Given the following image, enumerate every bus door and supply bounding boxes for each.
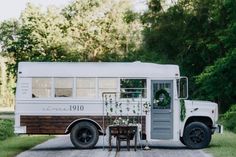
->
[151,80,173,139]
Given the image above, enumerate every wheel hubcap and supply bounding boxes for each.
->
[78,128,93,144]
[189,128,204,144]
[82,133,87,138]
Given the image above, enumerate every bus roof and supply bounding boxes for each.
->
[18,62,180,78]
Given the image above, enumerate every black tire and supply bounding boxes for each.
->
[180,137,186,145]
[183,122,211,149]
[70,122,99,149]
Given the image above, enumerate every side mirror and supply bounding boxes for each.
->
[177,77,188,99]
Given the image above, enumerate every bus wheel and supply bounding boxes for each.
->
[70,121,99,149]
[183,122,211,149]
[180,137,186,145]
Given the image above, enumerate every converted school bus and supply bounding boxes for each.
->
[14,62,222,149]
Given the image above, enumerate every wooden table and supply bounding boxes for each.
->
[108,125,138,151]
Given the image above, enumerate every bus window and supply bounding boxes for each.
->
[120,79,147,98]
[77,78,96,98]
[32,78,51,98]
[55,78,73,97]
[98,78,117,96]
[177,77,188,99]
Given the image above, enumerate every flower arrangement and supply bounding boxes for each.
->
[113,117,129,125]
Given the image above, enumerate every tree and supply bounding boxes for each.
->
[62,0,142,61]
[195,0,236,112]
[0,4,72,77]
[0,0,143,77]
[141,0,229,96]
[196,50,236,112]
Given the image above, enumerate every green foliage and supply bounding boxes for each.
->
[0,4,72,78]
[224,115,236,133]
[123,10,139,24]
[142,0,228,71]
[196,51,236,112]
[0,119,14,140]
[206,131,236,157]
[0,0,142,77]
[120,79,145,89]
[180,99,186,121]
[0,20,19,51]
[0,135,53,157]
[123,50,161,63]
[221,104,236,133]
[141,0,236,112]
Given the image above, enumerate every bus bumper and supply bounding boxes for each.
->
[213,124,223,134]
[14,126,26,134]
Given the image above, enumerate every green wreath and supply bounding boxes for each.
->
[155,89,171,106]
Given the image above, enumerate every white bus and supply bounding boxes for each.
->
[14,62,222,149]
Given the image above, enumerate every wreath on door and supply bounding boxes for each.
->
[155,89,171,107]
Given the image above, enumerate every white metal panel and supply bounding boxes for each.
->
[16,78,31,99]
[17,62,180,78]
[15,99,149,115]
[179,100,218,137]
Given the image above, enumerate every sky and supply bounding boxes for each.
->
[0,0,72,21]
[0,0,148,22]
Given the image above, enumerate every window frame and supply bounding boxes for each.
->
[30,77,148,100]
[54,77,74,98]
[31,77,52,99]
[76,77,97,99]
[119,78,147,99]
[98,78,119,98]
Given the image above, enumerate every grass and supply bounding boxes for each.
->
[206,131,236,157]
[0,135,54,157]
[0,119,54,157]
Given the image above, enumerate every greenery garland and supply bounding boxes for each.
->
[155,89,171,106]
[180,99,186,121]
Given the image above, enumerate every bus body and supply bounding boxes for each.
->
[14,62,222,149]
